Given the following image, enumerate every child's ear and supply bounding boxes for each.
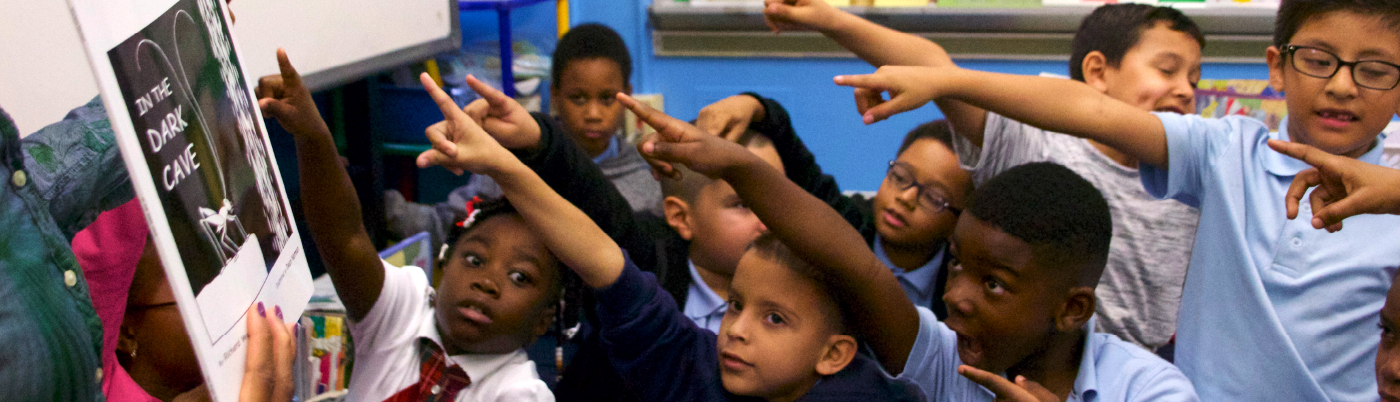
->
[1266,46,1288,94]
[1081,51,1111,93]
[1055,286,1096,332]
[815,334,858,376]
[116,320,139,365]
[624,83,633,96]
[532,302,559,338]
[664,196,695,240]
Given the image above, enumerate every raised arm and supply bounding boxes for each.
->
[415,74,625,289]
[762,0,989,143]
[836,65,1169,167]
[256,49,382,320]
[696,93,877,244]
[429,75,657,273]
[622,93,920,372]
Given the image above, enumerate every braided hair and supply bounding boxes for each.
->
[436,196,586,380]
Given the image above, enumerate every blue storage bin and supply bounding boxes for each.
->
[376,86,440,144]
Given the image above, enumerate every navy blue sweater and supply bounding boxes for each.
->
[594,256,926,402]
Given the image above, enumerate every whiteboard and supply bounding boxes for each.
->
[0,0,460,134]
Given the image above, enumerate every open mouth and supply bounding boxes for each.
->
[954,331,986,367]
[458,304,493,325]
[1316,109,1360,129]
[882,209,908,229]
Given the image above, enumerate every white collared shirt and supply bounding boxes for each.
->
[345,260,553,402]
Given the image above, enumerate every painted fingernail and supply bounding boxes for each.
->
[257,302,266,317]
[275,305,283,320]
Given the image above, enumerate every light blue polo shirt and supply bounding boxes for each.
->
[592,134,620,164]
[683,260,726,333]
[899,307,1197,401]
[1142,113,1400,402]
[874,235,947,309]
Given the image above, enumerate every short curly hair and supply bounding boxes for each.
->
[551,23,632,89]
[966,162,1112,281]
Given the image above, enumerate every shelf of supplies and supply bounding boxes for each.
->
[458,0,557,97]
[649,1,1277,62]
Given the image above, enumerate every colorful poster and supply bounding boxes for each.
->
[66,0,312,400]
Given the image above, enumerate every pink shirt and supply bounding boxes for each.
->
[72,199,159,402]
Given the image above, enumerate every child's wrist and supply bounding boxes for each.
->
[721,152,765,182]
[486,156,530,180]
[291,126,334,147]
[820,10,855,35]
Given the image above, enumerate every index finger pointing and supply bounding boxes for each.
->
[833,74,887,90]
[1268,139,1336,169]
[465,75,513,109]
[957,365,1023,397]
[420,73,467,121]
[618,93,686,135]
[618,93,661,122]
[275,48,302,89]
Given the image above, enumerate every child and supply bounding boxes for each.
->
[257,50,561,401]
[765,0,1203,352]
[411,63,923,402]
[834,0,1400,398]
[652,134,783,331]
[696,92,970,316]
[433,74,792,400]
[386,23,662,253]
[625,95,1197,402]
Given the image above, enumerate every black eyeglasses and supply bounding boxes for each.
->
[885,161,960,215]
[1285,45,1400,90]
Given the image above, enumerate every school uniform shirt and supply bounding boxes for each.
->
[508,112,682,401]
[345,260,553,402]
[0,98,132,402]
[744,92,952,320]
[874,236,948,310]
[1143,113,1400,402]
[952,112,1199,352]
[684,260,727,333]
[900,307,1198,402]
[596,252,926,402]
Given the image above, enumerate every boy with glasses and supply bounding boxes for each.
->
[693,92,971,316]
[762,1,1204,353]
[833,0,1400,398]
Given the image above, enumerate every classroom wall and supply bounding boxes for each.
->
[570,0,1272,191]
[0,0,102,136]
